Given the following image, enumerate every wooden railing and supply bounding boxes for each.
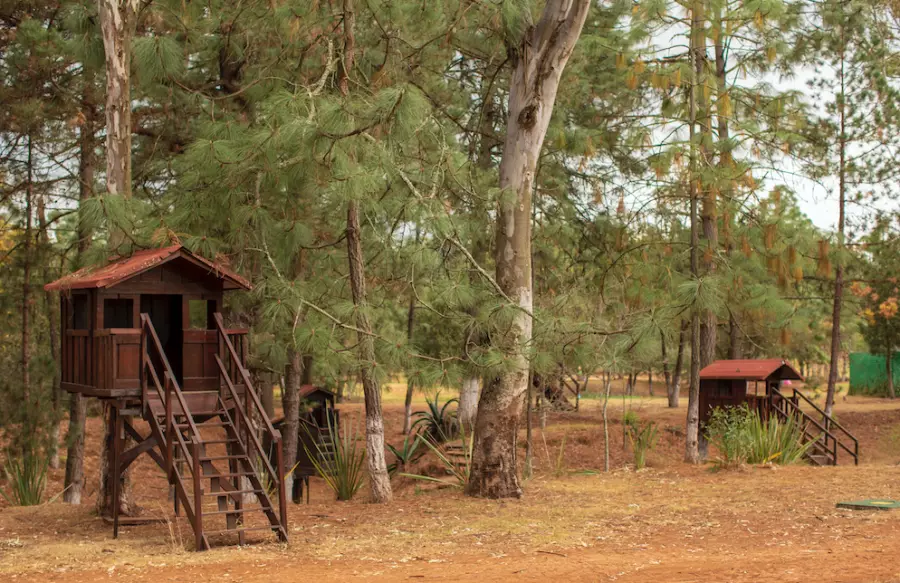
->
[769,387,859,465]
[213,313,288,535]
[140,314,206,550]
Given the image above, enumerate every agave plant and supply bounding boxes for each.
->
[303,417,366,501]
[401,424,473,488]
[387,433,425,476]
[411,393,459,442]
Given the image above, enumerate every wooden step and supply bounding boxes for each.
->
[203,471,255,479]
[147,391,223,417]
[202,455,247,462]
[203,488,261,497]
[175,419,231,430]
[808,454,833,466]
[204,526,281,537]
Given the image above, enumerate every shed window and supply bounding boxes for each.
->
[187,299,212,329]
[103,298,134,328]
[71,294,89,330]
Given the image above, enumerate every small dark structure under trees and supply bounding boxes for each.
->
[46,245,287,550]
[699,359,859,466]
[270,385,340,503]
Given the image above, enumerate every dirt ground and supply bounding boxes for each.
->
[3,380,900,582]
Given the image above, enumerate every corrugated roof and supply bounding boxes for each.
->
[44,245,251,291]
[699,359,803,381]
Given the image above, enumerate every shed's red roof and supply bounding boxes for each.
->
[699,359,803,381]
[44,245,251,291]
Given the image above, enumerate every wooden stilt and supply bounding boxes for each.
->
[112,406,122,539]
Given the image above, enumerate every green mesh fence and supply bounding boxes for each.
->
[849,352,900,396]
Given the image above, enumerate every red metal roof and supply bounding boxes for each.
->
[299,385,336,399]
[44,245,251,291]
[699,359,803,381]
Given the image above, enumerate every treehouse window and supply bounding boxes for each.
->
[71,294,89,330]
[103,298,134,329]
[187,299,212,329]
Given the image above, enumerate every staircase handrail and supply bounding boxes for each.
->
[213,313,287,530]
[141,314,203,445]
[214,355,282,487]
[770,387,858,465]
[789,389,859,454]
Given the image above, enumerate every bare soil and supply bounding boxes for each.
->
[2,385,900,582]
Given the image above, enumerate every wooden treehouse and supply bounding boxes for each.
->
[45,245,287,550]
[699,359,859,466]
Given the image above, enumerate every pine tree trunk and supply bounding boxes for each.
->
[98,0,137,203]
[96,0,138,516]
[39,193,62,469]
[402,288,416,435]
[602,375,612,472]
[21,136,33,422]
[347,200,392,503]
[466,0,590,499]
[458,377,481,431]
[685,2,703,463]
[64,85,96,504]
[695,0,717,369]
[825,39,847,418]
[282,350,302,497]
[661,329,672,399]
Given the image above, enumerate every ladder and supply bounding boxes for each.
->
[139,313,288,550]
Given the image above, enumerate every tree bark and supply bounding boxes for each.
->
[64,84,97,504]
[685,1,703,463]
[402,285,417,435]
[825,33,847,418]
[347,200,392,502]
[21,136,33,419]
[39,192,62,469]
[96,0,139,516]
[466,0,591,499]
[282,350,302,497]
[98,0,138,204]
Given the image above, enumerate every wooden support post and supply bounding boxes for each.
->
[192,439,204,551]
[275,432,288,541]
[112,406,122,539]
[165,373,174,482]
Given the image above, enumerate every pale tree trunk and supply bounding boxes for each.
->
[282,350,302,497]
[685,1,703,463]
[466,0,591,499]
[347,201,392,502]
[457,377,481,431]
[825,34,847,418]
[99,0,137,204]
[64,84,97,504]
[97,0,139,517]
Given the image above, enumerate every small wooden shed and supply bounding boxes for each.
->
[699,358,804,426]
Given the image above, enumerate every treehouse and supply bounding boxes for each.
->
[699,359,859,466]
[45,245,288,550]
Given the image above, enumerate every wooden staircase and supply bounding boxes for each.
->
[139,313,288,550]
[769,387,859,466]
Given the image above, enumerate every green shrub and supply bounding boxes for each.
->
[304,418,366,501]
[705,406,813,468]
[627,420,659,470]
[0,445,49,506]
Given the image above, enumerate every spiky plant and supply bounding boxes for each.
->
[303,417,366,501]
[411,393,459,442]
